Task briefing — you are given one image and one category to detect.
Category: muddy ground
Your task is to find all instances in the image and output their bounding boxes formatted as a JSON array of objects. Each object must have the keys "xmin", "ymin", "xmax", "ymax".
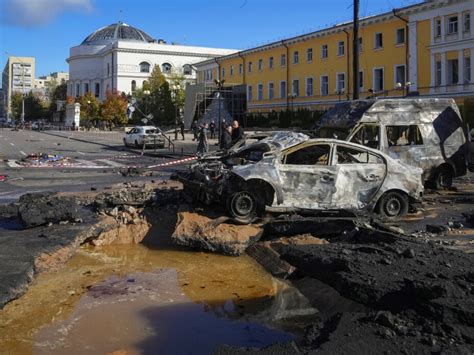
[{"xmin": 0, "ymin": 176, "xmax": 473, "ymax": 353}]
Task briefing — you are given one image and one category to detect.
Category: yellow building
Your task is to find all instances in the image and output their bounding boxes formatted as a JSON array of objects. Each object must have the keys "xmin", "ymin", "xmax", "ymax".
[{"xmin": 190, "ymin": 0, "xmax": 473, "ymax": 115}]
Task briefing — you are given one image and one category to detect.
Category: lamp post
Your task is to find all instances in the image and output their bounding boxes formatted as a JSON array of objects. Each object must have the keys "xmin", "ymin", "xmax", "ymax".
[
  {"xmin": 288, "ymin": 93, "xmax": 296, "ymax": 111},
  {"xmin": 396, "ymin": 81, "xmax": 413, "ymax": 97},
  {"xmin": 171, "ymin": 83, "xmax": 181, "ymax": 140},
  {"xmin": 335, "ymin": 89, "xmax": 345, "ymax": 101}
]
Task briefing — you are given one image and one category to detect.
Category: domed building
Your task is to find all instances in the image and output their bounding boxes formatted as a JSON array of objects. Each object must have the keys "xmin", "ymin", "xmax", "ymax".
[{"xmin": 66, "ymin": 22, "xmax": 236, "ymax": 100}]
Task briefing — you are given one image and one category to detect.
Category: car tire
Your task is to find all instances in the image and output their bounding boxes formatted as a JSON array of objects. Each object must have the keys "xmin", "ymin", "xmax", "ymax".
[
  {"xmin": 135, "ymin": 140, "xmax": 139, "ymax": 148},
  {"xmin": 376, "ymin": 191, "xmax": 409, "ymax": 220},
  {"xmin": 433, "ymin": 166, "xmax": 453, "ymax": 190},
  {"xmin": 226, "ymin": 191, "xmax": 259, "ymax": 224},
  {"xmin": 123, "ymin": 138, "xmax": 128, "ymax": 147}
]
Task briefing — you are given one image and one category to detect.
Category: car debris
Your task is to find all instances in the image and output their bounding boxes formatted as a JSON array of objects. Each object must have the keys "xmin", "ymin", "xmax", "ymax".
[
  {"xmin": 316, "ymin": 98, "xmax": 473, "ymax": 189},
  {"xmin": 177, "ymin": 131, "xmax": 423, "ymax": 223}
]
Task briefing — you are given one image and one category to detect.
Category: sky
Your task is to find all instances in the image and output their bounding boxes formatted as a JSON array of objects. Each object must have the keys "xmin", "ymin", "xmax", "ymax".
[{"xmin": 0, "ymin": 0, "xmax": 421, "ymax": 77}]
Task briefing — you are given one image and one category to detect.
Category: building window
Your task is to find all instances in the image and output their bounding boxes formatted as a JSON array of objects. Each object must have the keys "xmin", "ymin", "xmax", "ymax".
[
  {"xmin": 359, "ymin": 71, "xmax": 364, "ymax": 90},
  {"xmin": 338, "ymin": 41, "xmax": 345, "ymax": 56},
  {"xmin": 131, "ymin": 80, "xmax": 136, "ymax": 92},
  {"xmin": 258, "ymin": 59, "xmax": 263, "ymax": 71},
  {"xmin": 293, "ymin": 51, "xmax": 299, "ymax": 64},
  {"xmin": 222, "ymin": 67, "xmax": 225, "ymax": 78},
  {"xmin": 269, "ymin": 82, "xmax": 274, "ymax": 100},
  {"xmin": 435, "ymin": 18, "xmax": 442, "ymax": 37},
  {"xmin": 395, "ymin": 65, "xmax": 406, "ymax": 86},
  {"xmin": 448, "ymin": 16, "xmax": 458, "ymax": 34},
  {"xmin": 269, "ymin": 56, "xmax": 274, "ymax": 69},
  {"xmin": 280, "ymin": 54, "xmax": 286, "ymax": 66},
  {"xmin": 230, "ymin": 65, "xmax": 234, "ymax": 76},
  {"xmin": 162, "ymin": 63, "xmax": 172, "ymax": 74},
  {"xmin": 140, "ymin": 62, "xmax": 150, "ymax": 73},
  {"xmin": 464, "ymin": 57, "xmax": 471, "ymax": 83},
  {"xmin": 76, "ymin": 83, "xmax": 80, "ymax": 97},
  {"xmin": 247, "ymin": 85, "xmax": 253, "ymax": 101},
  {"xmin": 239, "ymin": 64, "xmax": 243, "ymax": 75},
  {"xmin": 374, "ymin": 33, "xmax": 383, "ymax": 49},
  {"xmin": 94, "ymin": 83, "xmax": 100, "ymax": 97},
  {"xmin": 336, "ymin": 73, "xmax": 345, "ymax": 92},
  {"xmin": 447, "ymin": 59, "xmax": 459, "ymax": 84},
  {"xmin": 321, "ymin": 44, "xmax": 328, "ymax": 59},
  {"xmin": 280, "ymin": 81, "xmax": 286, "ymax": 99},
  {"xmin": 373, "ymin": 68, "xmax": 384, "ymax": 91},
  {"xmin": 306, "ymin": 78, "xmax": 313, "ymax": 96},
  {"xmin": 183, "ymin": 64, "xmax": 192, "ymax": 75},
  {"xmin": 248, "ymin": 61, "xmax": 253, "ymax": 73},
  {"xmin": 435, "ymin": 61, "xmax": 442, "ymax": 86},
  {"xmin": 464, "ymin": 13, "xmax": 471, "ymax": 32},
  {"xmin": 306, "ymin": 48, "xmax": 313, "ymax": 62},
  {"xmin": 321, "ymin": 76, "xmax": 329, "ymax": 96},
  {"xmin": 292, "ymin": 79, "xmax": 299, "ymax": 96},
  {"xmin": 205, "ymin": 69, "xmax": 213, "ymax": 81},
  {"xmin": 396, "ymin": 28, "xmax": 405, "ymax": 45},
  {"xmin": 84, "ymin": 83, "xmax": 89, "ymax": 93},
  {"xmin": 257, "ymin": 84, "xmax": 263, "ymax": 100}
]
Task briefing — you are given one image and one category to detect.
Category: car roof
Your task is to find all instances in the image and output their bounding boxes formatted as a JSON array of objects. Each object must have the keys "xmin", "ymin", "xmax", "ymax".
[
  {"xmin": 134, "ymin": 126, "xmax": 157, "ymax": 129},
  {"xmin": 303, "ymin": 138, "xmax": 390, "ymax": 158}
]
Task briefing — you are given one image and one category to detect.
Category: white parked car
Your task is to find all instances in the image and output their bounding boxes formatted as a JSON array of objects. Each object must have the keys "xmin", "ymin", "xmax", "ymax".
[{"xmin": 123, "ymin": 126, "xmax": 165, "ymax": 149}]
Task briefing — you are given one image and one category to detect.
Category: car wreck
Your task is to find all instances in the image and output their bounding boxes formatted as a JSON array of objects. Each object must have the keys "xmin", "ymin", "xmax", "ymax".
[{"xmin": 178, "ymin": 131, "xmax": 423, "ymax": 223}]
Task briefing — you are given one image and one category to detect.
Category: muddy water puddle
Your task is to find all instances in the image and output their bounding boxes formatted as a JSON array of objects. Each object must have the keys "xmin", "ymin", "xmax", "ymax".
[{"xmin": 0, "ymin": 244, "xmax": 316, "ymax": 354}]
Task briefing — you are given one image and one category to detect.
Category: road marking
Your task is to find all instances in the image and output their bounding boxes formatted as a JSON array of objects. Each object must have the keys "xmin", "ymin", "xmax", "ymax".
[
  {"xmin": 40, "ymin": 138, "xmax": 44, "ymax": 141},
  {"xmin": 77, "ymin": 151, "xmax": 86, "ymax": 155},
  {"xmin": 9, "ymin": 142, "xmax": 14, "ymax": 146},
  {"xmin": 96, "ymin": 159, "xmax": 124, "ymax": 167},
  {"xmin": 7, "ymin": 160, "xmax": 22, "ymax": 168},
  {"xmin": 20, "ymin": 151, "xmax": 26, "ymax": 156},
  {"xmin": 76, "ymin": 159, "xmax": 97, "ymax": 166}
]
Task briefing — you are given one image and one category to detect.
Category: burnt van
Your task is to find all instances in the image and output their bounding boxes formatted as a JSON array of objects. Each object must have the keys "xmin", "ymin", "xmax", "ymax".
[{"xmin": 344, "ymin": 98, "xmax": 473, "ymax": 189}]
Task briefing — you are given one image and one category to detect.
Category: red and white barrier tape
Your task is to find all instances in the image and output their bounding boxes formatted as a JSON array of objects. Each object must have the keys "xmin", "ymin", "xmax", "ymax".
[{"xmin": 147, "ymin": 156, "xmax": 197, "ymax": 169}]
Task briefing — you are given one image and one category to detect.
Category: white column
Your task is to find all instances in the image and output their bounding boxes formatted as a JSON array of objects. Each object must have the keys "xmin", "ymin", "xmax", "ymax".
[
  {"xmin": 471, "ymin": 48, "xmax": 474, "ymax": 88},
  {"xmin": 408, "ymin": 22, "xmax": 418, "ymax": 91},
  {"xmin": 440, "ymin": 52, "xmax": 446, "ymax": 93},
  {"xmin": 458, "ymin": 50, "xmax": 464, "ymax": 91},
  {"xmin": 430, "ymin": 54, "xmax": 436, "ymax": 94}
]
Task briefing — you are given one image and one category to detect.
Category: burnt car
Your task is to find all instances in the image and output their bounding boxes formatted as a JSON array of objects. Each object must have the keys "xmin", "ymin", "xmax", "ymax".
[{"xmin": 178, "ymin": 132, "xmax": 423, "ymax": 223}]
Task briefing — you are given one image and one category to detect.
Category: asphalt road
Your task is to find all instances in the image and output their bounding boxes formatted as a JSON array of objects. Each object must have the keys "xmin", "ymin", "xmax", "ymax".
[{"xmin": 0, "ymin": 128, "xmax": 211, "ymax": 203}]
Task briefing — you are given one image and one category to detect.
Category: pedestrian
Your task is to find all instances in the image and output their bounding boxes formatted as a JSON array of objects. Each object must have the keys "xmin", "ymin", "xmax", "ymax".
[
  {"xmin": 231, "ymin": 120, "xmax": 244, "ymax": 144},
  {"xmin": 220, "ymin": 125, "xmax": 233, "ymax": 150},
  {"xmin": 209, "ymin": 120, "xmax": 216, "ymax": 139},
  {"xmin": 197, "ymin": 123, "xmax": 209, "ymax": 155},
  {"xmin": 191, "ymin": 120, "xmax": 199, "ymax": 141},
  {"xmin": 180, "ymin": 118, "xmax": 185, "ymax": 140}
]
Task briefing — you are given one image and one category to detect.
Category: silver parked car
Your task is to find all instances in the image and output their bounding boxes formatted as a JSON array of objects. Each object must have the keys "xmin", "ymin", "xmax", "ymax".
[
  {"xmin": 178, "ymin": 132, "xmax": 424, "ymax": 223},
  {"xmin": 123, "ymin": 126, "xmax": 165, "ymax": 148}
]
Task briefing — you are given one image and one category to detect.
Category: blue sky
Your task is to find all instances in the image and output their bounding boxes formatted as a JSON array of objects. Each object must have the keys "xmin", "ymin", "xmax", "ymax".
[{"xmin": 0, "ymin": 0, "xmax": 420, "ymax": 77}]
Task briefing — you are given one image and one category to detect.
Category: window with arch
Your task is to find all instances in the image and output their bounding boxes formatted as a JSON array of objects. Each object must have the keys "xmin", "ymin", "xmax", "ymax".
[
  {"xmin": 183, "ymin": 64, "xmax": 192, "ymax": 75},
  {"xmin": 139, "ymin": 62, "xmax": 150, "ymax": 73},
  {"xmin": 131, "ymin": 80, "xmax": 136, "ymax": 92},
  {"xmin": 162, "ymin": 62, "xmax": 172, "ymax": 74}
]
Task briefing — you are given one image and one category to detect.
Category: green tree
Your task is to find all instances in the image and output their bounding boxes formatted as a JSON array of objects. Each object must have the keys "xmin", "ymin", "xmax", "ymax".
[
  {"xmin": 100, "ymin": 90, "xmax": 128, "ymax": 125},
  {"xmin": 76, "ymin": 92, "xmax": 100, "ymax": 125},
  {"xmin": 10, "ymin": 92, "xmax": 23, "ymax": 120},
  {"xmin": 47, "ymin": 82, "xmax": 67, "ymax": 120},
  {"xmin": 24, "ymin": 92, "xmax": 47, "ymax": 120}
]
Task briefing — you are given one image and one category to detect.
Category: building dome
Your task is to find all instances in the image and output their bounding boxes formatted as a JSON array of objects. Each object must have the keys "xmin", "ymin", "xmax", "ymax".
[{"xmin": 81, "ymin": 22, "xmax": 155, "ymax": 45}]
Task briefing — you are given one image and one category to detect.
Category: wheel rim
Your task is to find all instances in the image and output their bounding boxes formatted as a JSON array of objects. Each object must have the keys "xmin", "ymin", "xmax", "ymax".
[
  {"xmin": 385, "ymin": 196, "xmax": 401, "ymax": 217},
  {"xmin": 438, "ymin": 172, "xmax": 452, "ymax": 188},
  {"xmin": 231, "ymin": 192, "xmax": 255, "ymax": 218}
]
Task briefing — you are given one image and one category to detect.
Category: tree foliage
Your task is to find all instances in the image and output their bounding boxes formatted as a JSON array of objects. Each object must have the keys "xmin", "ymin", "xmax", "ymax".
[
  {"xmin": 100, "ymin": 90, "xmax": 128, "ymax": 125},
  {"xmin": 24, "ymin": 92, "xmax": 47, "ymax": 120},
  {"xmin": 76, "ymin": 92, "xmax": 100, "ymax": 122},
  {"xmin": 47, "ymin": 82, "xmax": 67, "ymax": 120},
  {"xmin": 10, "ymin": 92, "xmax": 23, "ymax": 120}
]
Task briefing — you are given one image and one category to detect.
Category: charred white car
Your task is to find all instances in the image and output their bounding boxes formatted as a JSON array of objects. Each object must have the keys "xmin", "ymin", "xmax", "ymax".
[{"xmin": 178, "ymin": 132, "xmax": 423, "ymax": 223}]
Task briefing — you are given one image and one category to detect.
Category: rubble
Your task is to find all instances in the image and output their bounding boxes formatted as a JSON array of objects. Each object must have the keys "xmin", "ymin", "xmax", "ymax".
[{"xmin": 172, "ymin": 212, "xmax": 263, "ymax": 256}]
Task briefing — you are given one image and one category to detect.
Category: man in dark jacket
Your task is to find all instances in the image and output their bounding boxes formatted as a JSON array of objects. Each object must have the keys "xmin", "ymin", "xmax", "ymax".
[
  {"xmin": 231, "ymin": 120, "xmax": 244, "ymax": 144},
  {"xmin": 220, "ymin": 125, "xmax": 233, "ymax": 150}
]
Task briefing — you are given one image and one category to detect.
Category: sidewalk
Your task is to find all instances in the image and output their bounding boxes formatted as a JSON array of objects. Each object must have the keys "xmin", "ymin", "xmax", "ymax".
[{"xmin": 143, "ymin": 132, "xmax": 220, "ymax": 158}]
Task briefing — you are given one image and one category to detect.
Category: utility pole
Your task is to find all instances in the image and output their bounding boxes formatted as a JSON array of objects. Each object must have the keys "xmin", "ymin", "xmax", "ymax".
[{"xmin": 352, "ymin": 0, "xmax": 360, "ymax": 100}]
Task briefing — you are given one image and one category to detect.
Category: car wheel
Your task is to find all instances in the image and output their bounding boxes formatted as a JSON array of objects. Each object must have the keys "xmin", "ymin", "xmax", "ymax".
[
  {"xmin": 376, "ymin": 191, "xmax": 409, "ymax": 220},
  {"xmin": 123, "ymin": 138, "xmax": 128, "ymax": 147},
  {"xmin": 433, "ymin": 166, "xmax": 453, "ymax": 189},
  {"xmin": 135, "ymin": 140, "xmax": 140, "ymax": 148},
  {"xmin": 227, "ymin": 191, "xmax": 258, "ymax": 224}
]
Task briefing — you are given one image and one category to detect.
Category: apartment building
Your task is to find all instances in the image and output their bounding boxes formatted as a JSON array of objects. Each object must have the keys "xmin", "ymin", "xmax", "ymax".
[{"xmin": 192, "ymin": 0, "xmax": 473, "ymax": 113}]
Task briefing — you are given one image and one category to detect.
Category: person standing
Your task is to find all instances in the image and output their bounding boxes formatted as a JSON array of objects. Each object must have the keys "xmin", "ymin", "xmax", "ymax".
[
  {"xmin": 231, "ymin": 120, "xmax": 244, "ymax": 144},
  {"xmin": 209, "ymin": 120, "xmax": 216, "ymax": 139},
  {"xmin": 220, "ymin": 125, "xmax": 233, "ymax": 150},
  {"xmin": 197, "ymin": 123, "xmax": 209, "ymax": 155},
  {"xmin": 180, "ymin": 118, "xmax": 185, "ymax": 140},
  {"xmin": 191, "ymin": 120, "xmax": 199, "ymax": 141}
]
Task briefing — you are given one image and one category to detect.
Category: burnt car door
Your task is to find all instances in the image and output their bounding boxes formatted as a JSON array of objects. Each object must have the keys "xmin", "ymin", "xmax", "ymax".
[
  {"xmin": 331, "ymin": 144, "xmax": 387, "ymax": 209},
  {"xmin": 277, "ymin": 143, "xmax": 336, "ymax": 209}
]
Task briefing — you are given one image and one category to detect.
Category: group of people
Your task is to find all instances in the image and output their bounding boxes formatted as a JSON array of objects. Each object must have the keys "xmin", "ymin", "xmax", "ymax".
[{"xmin": 194, "ymin": 119, "xmax": 244, "ymax": 155}]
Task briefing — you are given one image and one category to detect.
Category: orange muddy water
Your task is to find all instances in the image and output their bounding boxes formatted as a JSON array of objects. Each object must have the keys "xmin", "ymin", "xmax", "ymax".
[{"xmin": 0, "ymin": 244, "xmax": 314, "ymax": 354}]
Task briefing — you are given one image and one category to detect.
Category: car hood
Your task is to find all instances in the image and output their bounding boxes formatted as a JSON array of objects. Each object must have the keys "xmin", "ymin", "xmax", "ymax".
[{"xmin": 234, "ymin": 131, "xmax": 309, "ymax": 154}]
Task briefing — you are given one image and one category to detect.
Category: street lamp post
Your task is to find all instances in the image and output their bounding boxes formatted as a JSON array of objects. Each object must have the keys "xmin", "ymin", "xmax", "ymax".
[
  {"xmin": 396, "ymin": 81, "xmax": 413, "ymax": 97},
  {"xmin": 335, "ymin": 89, "xmax": 345, "ymax": 101},
  {"xmin": 171, "ymin": 83, "xmax": 181, "ymax": 141}
]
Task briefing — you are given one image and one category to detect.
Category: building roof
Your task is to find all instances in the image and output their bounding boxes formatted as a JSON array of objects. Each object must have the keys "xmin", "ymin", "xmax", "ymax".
[{"xmin": 81, "ymin": 22, "xmax": 155, "ymax": 45}]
